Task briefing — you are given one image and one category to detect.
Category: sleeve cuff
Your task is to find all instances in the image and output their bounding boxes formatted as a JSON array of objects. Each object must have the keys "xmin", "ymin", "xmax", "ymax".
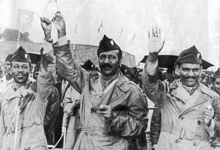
[
  {"xmin": 58, "ymin": 36, "xmax": 68, "ymax": 46},
  {"xmin": 43, "ymin": 40, "xmax": 53, "ymax": 54},
  {"xmin": 145, "ymin": 60, "xmax": 158, "ymax": 76},
  {"xmin": 205, "ymin": 119, "xmax": 215, "ymax": 137}
]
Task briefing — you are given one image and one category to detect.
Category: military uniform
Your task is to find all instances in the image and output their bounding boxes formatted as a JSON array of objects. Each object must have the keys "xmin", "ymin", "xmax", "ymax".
[
  {"xmin": 0, "ymin": 47, "xmax": 56, "ymax": 150},
  {"xmin": 142, "ymin": 46, "xmax": 220, "ymax": 150},
  {"xmin": 53, "ymin": 36, "xmax": 148, "ymax": 150}
]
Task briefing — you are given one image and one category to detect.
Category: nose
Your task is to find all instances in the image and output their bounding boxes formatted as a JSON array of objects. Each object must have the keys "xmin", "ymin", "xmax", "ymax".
[
  {"xmin": 187, "ymin": 70, "xmax": 194, "ymax": 77},
  {"xmin": 104, "ymin": 57, "xmax": 109, "ymax": 63}
]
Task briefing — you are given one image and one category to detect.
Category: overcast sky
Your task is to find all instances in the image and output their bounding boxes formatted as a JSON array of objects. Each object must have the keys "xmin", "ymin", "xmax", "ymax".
[{"xmin": 0, "ymin": 0, "xmax": 219, "ymax": 68}]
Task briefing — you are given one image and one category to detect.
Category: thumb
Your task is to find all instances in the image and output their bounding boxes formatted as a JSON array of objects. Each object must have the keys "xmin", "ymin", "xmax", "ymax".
[{"xmin": 99, "ymin": 104, "xmax": 108, "ymax": 110}]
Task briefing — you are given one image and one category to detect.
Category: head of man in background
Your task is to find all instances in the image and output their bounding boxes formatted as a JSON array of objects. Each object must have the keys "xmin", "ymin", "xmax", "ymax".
[
  {"xmin": 4, "ymin": 54, "xmax": 13, "ymax": 81},
  {"xmin": 212, "ymin": 68, "xmax": 220, "ymax": 94}
]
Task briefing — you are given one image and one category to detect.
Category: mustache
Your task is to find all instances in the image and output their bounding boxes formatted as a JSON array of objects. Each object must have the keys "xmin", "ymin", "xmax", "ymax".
[
  {"xmin": 101, "ymin": 64, "xmax": 112, "ymax": 68},
  {"xmin": 186, "ymin": 76, "xmax": 196, "ymax": 79}
]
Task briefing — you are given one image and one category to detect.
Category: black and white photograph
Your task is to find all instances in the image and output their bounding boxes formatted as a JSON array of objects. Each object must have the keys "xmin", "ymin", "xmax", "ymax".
[{"xmin": 0, "ymin": 0, "xmax": 219, "ymax": 150}]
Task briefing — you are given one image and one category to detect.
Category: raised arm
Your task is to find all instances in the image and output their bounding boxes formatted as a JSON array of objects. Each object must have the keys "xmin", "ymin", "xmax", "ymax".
[
  {"xmin": 142, "ymin": 27, "xmax": 167, "ymax": 104},
  {"xmin": 37, "ymin": 17, "xmax": 56, "ymax": 102},
  {"xmin": 52, "ymin": 11, "xmax": 87, "ymax": 94}
]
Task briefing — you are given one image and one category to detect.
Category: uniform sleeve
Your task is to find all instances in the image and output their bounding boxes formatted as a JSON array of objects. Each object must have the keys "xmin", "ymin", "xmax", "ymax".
[
  {"xmin": 44, "ymin": 87, "xmax": 60, "ymax": 134},
  {"xmin": 142, "ymin": 59, "xmax": 168, "ymax": 105},
  {"xmin": 110, "ymin": 87, "xmax": 148, "ymax": 137},
  {"xmin": 37, "ymin": 49, "xmax": 56, "ymax": 102},
  {"xmin": 0, "ymin": 106, "xmax": 6, "ymax": 149},
  {"xmin": 150, "ymin": 106, "xmax": 161, "ymax": 145},
  {"xmin": 211, "ymin": 93, "xmax": 220, "ymax": 139},
  {"xmin": 53, "ymin": 42, "xmax": 87, "ymax": 94}
]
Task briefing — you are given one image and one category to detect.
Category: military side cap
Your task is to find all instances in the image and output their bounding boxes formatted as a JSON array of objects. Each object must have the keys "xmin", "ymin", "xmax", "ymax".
[
  {"xmin": 176, "ymin": 45, "xmax": 202, "ymax": 64},
  {"xmin": 213, "ymin": 68, "xmax": 220, "ymax": 79},
  {"xmin": 97, "ymin": 35, "xmax": 121, "ymax": 56},
  {"xmin": 34, "ymin": 61, "xmax": 41, "ymax": 72},
  {"xmin": 81, "ymin": 59, "xmax": 95, "ymax": 71},
  {"xmin": 11, "ymin": 46, "xmax": 31, "ymax": 63},
  {"xmin": 5, "ymin": 54, "xmax": 13, "ymax": 62}
]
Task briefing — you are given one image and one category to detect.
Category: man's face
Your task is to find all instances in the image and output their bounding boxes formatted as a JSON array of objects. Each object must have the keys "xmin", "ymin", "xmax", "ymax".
[
  {"xmin": 176, "ymin": 63, "xmax": 202, "ymax": 87},
  {"xmin": 98, "ymin": 50, "xmax": 121, "ymax": 76},
  {"xmin": 213, "ymin": 78, "xmax": 220, "ymax": 94},
  {"xmin": 33, "ymin": 70, "xmax": 39, "ymax": 80},
  {"xmin": 11, "ymin": 61, "xmax": 30, "ymax": 84},
  {"xmin": 4, "ymin": 61, "xmax": 11, "ymax": 74}
]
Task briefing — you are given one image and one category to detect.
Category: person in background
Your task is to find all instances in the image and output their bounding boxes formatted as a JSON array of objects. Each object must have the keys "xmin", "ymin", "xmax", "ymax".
[
  {"xmin": 0, "ymin": 54, "xmax": 13, "ymax": 95},
  {"xmin": 142, "ymin": 27, "xmax": 220, "ymax": 150},
  {"xmin": 52, "ymin": 11, "xmax": 148, "ymax": 150},
  {"xmin": 33, "ymin": 61, "xmax": 60, "ymax": 146},
  {"xmin": 210, "ymin": 68, "xmax": 220, "ymax": 149}
]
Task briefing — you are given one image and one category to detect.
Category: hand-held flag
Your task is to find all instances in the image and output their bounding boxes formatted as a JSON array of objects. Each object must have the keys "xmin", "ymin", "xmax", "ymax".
[{"xmin": 17, "ymin": 9, "xmax": 34, "ymax": 33}]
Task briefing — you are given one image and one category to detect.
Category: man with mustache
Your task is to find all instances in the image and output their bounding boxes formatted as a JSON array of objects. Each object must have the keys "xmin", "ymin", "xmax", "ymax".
[
  {"xmin": 0, "ymin": 17, "xmax": 56, "ymax": 150},
  {"xmin": 142, "ymin": 27, "xmax": 220, "ymax": 150},
  {"xmin": 51, "ymin": 12, "xmax": 148, "ymax": 150}
]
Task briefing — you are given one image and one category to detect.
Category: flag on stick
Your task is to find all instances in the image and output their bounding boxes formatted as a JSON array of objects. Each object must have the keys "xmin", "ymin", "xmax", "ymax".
[
  {"xmin": 45, "ymin": 0, "xmax": 58, "ymax": 11},
  {"xmin": 131, "ymin": 34, "xmax": 135, "ymax": 44},
  {"xmin": 98, "ymin": 21, "xmax": 103, "ymax": 32},
  {"xmin": 75, "ymin": 23, "xmax": 77, "ymax": 34},
  {"xmin": 119, "ymin": 27, "xmax": 123, "ymax": 38},
  {"xmin": 17, "ymin": 9, "xmax": 34, "ymax": 33}
]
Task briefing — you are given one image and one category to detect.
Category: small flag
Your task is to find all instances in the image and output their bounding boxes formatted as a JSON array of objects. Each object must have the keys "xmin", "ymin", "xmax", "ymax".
[
  {"xmin": 119, "ymin": 27, "xmax": 123, "ymax": 38},
  {"xmin": 98, "ymin": 21, "xmax": 103, "ymax": 32},
  {"xmin": 45, "ymin": 0, "xmax": 58, "ymax": 11},
  {"xmin": 131, "ymin": 34, "xmax": 135, "ymax": 44},
  {"xmin": 75, "ymin": 23, "xmax": 77, "ymax": 34},
  {"xmin": 17, "ymin": 9, "xmax": 34, "ymax": 33}
]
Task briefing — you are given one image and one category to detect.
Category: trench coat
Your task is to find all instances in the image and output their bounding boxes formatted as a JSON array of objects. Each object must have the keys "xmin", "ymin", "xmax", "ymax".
[
  {"xmin": 54, "ymin": 43, "xmax": 148, "ymax": 150},
  {"xmin": 0, "ymin": 51, "xmax": 56, "ymax": 150},
  {"xmin": 142, "ymin": 61, "xmax": 220, "ymax": 150}
]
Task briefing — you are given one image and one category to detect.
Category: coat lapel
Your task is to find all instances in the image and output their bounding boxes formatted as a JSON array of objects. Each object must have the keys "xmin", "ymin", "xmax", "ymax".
[{"xmin": 180, "ymin": 84, "xmax": 208, "ymax": 116}]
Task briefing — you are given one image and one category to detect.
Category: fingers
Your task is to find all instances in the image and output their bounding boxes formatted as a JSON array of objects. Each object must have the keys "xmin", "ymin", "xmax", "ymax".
[
  {"xmin": 148, "ymin": 27, "xmax": 161, "ymax": 38},
  {"xmin": 41, "ymin": 17, "xmax": 51, "ymax": 25},
  {"xmin": 52, "ymin": 11, "xmax": 63, "ymax": 22}
]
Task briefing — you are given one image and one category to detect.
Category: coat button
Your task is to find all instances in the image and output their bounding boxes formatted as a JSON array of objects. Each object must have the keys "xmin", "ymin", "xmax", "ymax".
[
  {"xmin": 175, "ymin": 139, "xmax": 181, "ymax": 143},
  {"xmin": 197, "ymin": 120, "xmax": 201, "ymax": 125},
  {"xmin": 85, "ymin": 132, "xmax": 88, "ymax": 136}
]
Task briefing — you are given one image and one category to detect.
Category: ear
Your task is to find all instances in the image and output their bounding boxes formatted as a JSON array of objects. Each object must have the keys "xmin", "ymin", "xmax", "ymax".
[{"xmin": 175, "ymin": 65, "xmax": 180, "ymax": 76}]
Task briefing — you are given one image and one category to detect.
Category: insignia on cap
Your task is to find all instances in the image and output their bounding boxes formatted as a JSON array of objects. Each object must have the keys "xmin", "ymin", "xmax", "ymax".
[
  {"xmin": 110, "ymin": 40, "xmax": 114, "ymax": 45},
  {"xmin": 25, "ymin": 54, "xmax": 28, "ymax": 59},
  {"xmin": 197, "ymin": 53, "xmax": 201, "ymax": 58}
]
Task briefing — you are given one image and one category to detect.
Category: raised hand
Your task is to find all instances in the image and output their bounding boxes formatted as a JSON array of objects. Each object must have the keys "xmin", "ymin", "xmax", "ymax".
[
  {"xmin": 52, "ymin": 11, "xmax": 66, "ymax": 38},
  {"xmin": 40, "ymin": 17, "xmax": 52, "ymax": 41},
  {"xmin": 148, "ymin": 27, "xmax": 165, "ymax": 54}
]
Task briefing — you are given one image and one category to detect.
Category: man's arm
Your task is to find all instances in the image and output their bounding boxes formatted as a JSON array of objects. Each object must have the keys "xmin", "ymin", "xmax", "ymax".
[
  {"xmin": 37, "ymin": 17, "xmax": 56, "ymax": 102},
  {"xmin": 142, "ymin": 27, "xmax": 167, "ymax": 104},
  {"xmin": 211, "ymin": 94, "xmax": 220, "ymax": 139},
  {"xmin": 52, "ymin": 12, "xmax": 87, "ymax": 94},
  {"xmin": 0, "ymin": 106, "xmax": 5, "ymax": 149}
]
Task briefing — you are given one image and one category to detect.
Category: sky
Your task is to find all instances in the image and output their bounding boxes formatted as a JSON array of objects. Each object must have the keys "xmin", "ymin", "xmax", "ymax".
[{"xmin": 0, "ymin": 0, "xmax": 219, "ymax": 68}]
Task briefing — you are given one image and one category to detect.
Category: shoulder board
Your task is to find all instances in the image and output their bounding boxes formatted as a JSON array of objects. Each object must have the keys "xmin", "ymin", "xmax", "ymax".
[{"xmin": 200, "ymin": 84, "xmax": 218, "ymax": 98}]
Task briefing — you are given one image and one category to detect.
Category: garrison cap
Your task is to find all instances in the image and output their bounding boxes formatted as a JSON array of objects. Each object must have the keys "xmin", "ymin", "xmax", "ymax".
[
  {"xmin": 176, "ymin": 45, "xmax": 202, "ymax": 64},
  {"xmin": 97, "ymin": 35, "xmax": 121, "ymax": 56},
  {"xmin": 81, "ymin": 60, "xmax": 95, "ymax": 71},
  {"xmin": 213, "ymin": 68, "xmax": 220, "ymax": 79},
  {"xmin": 34, "ymin": 61, "xmax": 41, "ymax": 72},
  {"xmin": 5, "ymin": 54, "xmax": 13, "ymax": 62},
  {"xmin": 11, "ymin": 46, "xmax": 31, "ymax": 63}
]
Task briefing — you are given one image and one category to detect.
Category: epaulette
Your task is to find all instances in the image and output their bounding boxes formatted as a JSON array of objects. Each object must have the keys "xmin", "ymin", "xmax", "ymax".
[{"xmin": 200, "ymin": 83, "xmax": 218, "ymax": 99}]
